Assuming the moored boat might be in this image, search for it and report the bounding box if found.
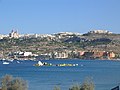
[3,62,9,65]
[34,61,44,66]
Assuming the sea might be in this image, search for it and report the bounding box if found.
[0,59,120,90]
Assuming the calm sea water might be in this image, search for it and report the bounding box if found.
[0,59,120,90]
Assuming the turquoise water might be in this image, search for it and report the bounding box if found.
[0,59,120,90]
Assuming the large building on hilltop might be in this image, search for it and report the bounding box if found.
[9,30,19,38]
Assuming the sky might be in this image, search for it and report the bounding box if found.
[0,0,120,34]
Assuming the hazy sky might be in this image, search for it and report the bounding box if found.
[0,0,120,34]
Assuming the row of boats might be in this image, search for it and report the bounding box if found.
[34,61,79,67]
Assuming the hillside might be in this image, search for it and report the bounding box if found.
[0,31,120,60]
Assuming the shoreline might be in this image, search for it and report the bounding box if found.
[1,58,120,61]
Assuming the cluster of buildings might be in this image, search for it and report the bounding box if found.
[0,30,82,40]
[8,51,38,60]
[0,30,19,39]
[8,50,115,60]
[0,29,113,40]
[88,30,113,34]
[79,50,116,60]
[0,29,117,60]
[37,50,116,60]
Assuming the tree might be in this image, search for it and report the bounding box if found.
[69,77,94,90]
[1,75,28,90]
[53,86,61,90]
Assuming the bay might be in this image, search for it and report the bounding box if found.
[0,59,120,90]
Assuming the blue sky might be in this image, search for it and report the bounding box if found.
[0,0,120,34]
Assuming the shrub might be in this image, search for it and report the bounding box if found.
[53,86,61,90]
[69,77,94,90]
[1,75,28,90]
[80,78,94,90]
[69,84,81,90]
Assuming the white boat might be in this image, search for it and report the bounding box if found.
[38,61,43,66]
[34,61,43,66]
[17,61,20,63]
[3,62,9,65]
[2,58,6,60]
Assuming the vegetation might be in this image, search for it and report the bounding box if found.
[0,75,28,90]
[69,78,94,90]
[53,86,61,90]
[0,75,94,90]
[54,78,94,90]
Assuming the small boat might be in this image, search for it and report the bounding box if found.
[17,61,20,63]
[34,61,53,67]
[3,62,9,65]
[34,61,44,66]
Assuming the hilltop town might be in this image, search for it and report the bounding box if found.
[0,30,120,60]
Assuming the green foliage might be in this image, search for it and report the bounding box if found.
[53,86,61,90]
[69,78,94,90]
[1,75,28,90]
[69,84,81,90]
[0,75,94,90]
[53,77,94,90]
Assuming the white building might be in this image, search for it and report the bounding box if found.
[54,51,69,59]
[0,34,9,39]
[0,34,4,39]
[89,30,112,34]
[24,52,32,56]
